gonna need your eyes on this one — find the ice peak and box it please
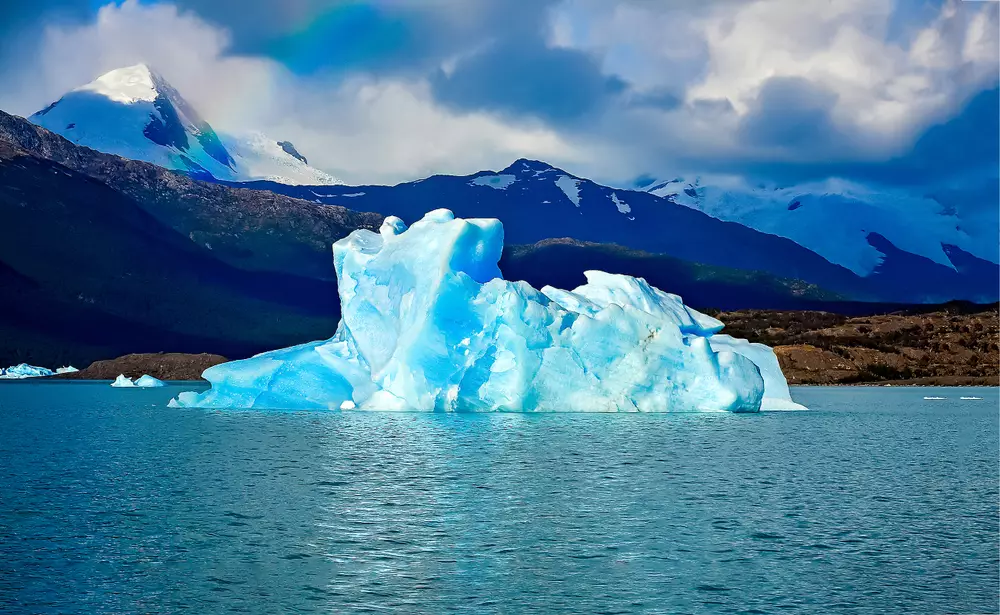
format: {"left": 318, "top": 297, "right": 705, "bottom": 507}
{"left": 75, "top": 64, "right": 165, "bottom": 105}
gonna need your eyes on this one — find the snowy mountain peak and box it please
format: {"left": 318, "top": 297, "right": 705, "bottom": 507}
{"left": 634, "top": 173, "right": 998, "bottom": 277}
{"left": 502, "top": 158, "right": 564, "bottom": 177}
{"left": 76, "top": 64, "right": 160, "bottom": 105}
{"left": 30, "top": 65, "right": 340, "bottom": 186}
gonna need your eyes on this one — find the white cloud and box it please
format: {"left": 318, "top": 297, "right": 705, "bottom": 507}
{"left": 0, "top": 0, "right": 995, "bottom": 185}
{"left": 1, "top": 0, "right": 576, "bottom": 184}
{"left": 550, "top": 0, "right": 999, "bottom": 167}
{"left": 257, "top": 76, "right": 578, "bottom": 184}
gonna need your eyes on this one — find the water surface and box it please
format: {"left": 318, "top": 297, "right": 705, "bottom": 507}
{"left": 1, "top": 383, "right": 997, "bottom": 614}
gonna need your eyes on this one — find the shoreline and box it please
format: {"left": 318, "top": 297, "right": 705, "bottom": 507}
{"left": 1, "top": 378, "right": 993, "bottom": 388}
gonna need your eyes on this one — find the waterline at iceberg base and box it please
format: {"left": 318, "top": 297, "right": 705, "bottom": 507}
{"left": 172, "top": 209, "right": 804, "bottom": 412}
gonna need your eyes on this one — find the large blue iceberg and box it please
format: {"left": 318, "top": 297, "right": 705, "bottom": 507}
{"left": 172, "top": 210, "right": 803, "bottom": 412}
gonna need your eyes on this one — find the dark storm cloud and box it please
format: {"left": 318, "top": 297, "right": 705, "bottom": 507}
{"left": 737, "top": 77, "right": 842, "bottom": 150}
{"left": 431, "top": 39, "right": 627, "bottom": 124}
{"left": 684, "top": 86, "right": 1000, "bottom": 191}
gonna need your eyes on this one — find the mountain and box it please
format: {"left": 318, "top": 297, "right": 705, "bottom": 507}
{"left": 636, "top": 174, "right": 999, "bottom": 291}
{"left": 0, "top": 108, "right": 382, "bottom": 367}
{"left": 233, "top": 159, "right": 998, "bottom": 304}
{"left": 30, "top": 64, "right": 339, "bottom": 186}
{"left": 1, "top": 110, "right": 858, "bottom": 368}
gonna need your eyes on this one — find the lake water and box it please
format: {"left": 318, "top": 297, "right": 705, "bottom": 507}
{"left": 0, "top": 383, "right": 996, "bottom": 614}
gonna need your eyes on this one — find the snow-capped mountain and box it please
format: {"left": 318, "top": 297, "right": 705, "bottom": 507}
{"left": 634, "top": 175, "right": 999, "bottom": 278}
{"left": 239, "top": 158, "right": 998, "bottom": 304}
{"left": 30, "top": 64, "right": 339, "bottom": 186}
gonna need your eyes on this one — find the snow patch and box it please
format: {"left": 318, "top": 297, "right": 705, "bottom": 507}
{"left": 471, "top": 174, "right": 517, "bottom": 190}
{"left": 556, "top": 175, "right": 581, "bottom": 207}
{"left": 611, "top": 192, "right": 631, "bottom": 214}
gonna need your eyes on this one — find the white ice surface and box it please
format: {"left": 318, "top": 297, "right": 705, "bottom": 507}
{"left": 111, "top": 374, "right": 136, "bottom": 387}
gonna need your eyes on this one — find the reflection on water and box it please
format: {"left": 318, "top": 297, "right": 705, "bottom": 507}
{"left": 0, "top": 383, "right": 997, "bottom": 614}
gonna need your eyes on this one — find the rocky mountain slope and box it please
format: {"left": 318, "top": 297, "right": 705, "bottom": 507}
{"left": 718, "top": 303, "right": 999, "bottom": 385}
{"left": 56, "top": 352, "right": 227, "bottom": 381}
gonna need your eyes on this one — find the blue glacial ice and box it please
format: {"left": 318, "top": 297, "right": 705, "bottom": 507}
{"left": 0, "top": 364, "right": 54, "bottom": 379}
{"left": 172, "top": 209, "right": 804, "bottom": 412}
{"left": 708, "top": 335, "right": 807, "bottom": 411}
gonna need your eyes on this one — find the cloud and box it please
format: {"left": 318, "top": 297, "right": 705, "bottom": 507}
{"left": 550, "top": 0, "right": 999, "bottom": 183}
{"left": 0, "top": 0, "right": 577, "bottom": 185}
{"left": 431, "top": 39, "right": 626, "bottom": 124}
{"left": 0, "top": 0, "right": 995, "bottom": 193}
{"left": 737, "top": 77, "right": 842, "bottom": 151}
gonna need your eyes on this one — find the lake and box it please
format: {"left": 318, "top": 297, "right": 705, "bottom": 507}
{"left": 0, "top": 383, "right": 996, "bottom": 614}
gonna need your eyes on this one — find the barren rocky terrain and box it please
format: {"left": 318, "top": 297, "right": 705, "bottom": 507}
{"left": 717, "top": 303, "right": 999, "bottom": 385}
{"left": 55, "top": 353, "right": 228, "bottom": 381}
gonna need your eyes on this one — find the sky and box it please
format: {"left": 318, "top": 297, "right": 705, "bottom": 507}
{"left": 0, "top": 0, "right": 996, "bottom": 188}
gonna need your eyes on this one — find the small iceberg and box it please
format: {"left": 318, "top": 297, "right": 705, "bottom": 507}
{"left": 111, "top": 374, "right": 136, "bottom": 387}
{"left": 55, "top": 366, "right": 79, "bottom": 374}
{"left": 111, "top": 374, "right": 166, "bottom": 388}
{"left": 923, "top": 396, "right": 946, "bottom": 400}
{"left": 959, "top": 396, "right": 983, "bottom": 401}
{"left": 173, "top": 210, "right": 805, "bottom": 413}
{"left": 135, "top": 375, "right": 166, "bottom": 388}
{"left": 0, "top": 363, "right": 55, "bottom": 379}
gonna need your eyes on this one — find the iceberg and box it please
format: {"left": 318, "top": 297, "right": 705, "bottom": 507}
{"left": 0, "top": 364, "right": 55, "bottom": 379}
{"left": 111, "top": 374, "right": 136, "bottom": 387}
{"left": 111, "top": 374, "right": 166, "bottom": 388}
{"left": 135, "top": 375, "right": 166, "bottom": 388}
{"left": 708, "top": 335, "right": 807, "bottom": 411}
{"left": 173, "top": 209, "right": 804, "bottom": 412}
{"left": 55, "top": 366, "right": 79, "bottom": 374}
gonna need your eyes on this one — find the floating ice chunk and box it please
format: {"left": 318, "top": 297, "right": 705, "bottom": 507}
{"left": 708, "top": 335, "right": 806, "bottom": 410}
{"left": 0, "top": 364, "right": 55, "bottom": 379}
{"left": 111, "top": 374, "right": 136, "bottom": 387}
{"left": 173, "top": 210, "right": 802, "bottom": 412}
{"left": 55, "top": 366, "right": 79, "bottom": 374}
{"left": 135, "top": 375, "right": 166, "bottom": 388}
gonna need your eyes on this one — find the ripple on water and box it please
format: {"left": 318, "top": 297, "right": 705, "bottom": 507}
{"left": 0, "top": 384, "right": 996, "bottom": 614}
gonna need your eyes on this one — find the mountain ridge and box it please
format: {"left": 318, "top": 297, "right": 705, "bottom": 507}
{"left": 0, "top": 108, "right": 860, "bottom": 367}
{"left": 234, "top": 159, "right": 998, "bottom": 303}
{"left": 30, "top": 64, "right": 340, "bottom": 186}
